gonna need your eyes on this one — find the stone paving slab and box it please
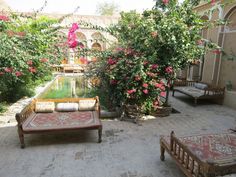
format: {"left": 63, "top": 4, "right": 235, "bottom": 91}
{"left": 0, "top": 92, "right": 236, "bottom": 177}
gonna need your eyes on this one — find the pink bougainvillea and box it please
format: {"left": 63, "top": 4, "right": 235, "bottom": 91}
{"left": 165, "top": 66, "right": 173, "bottom": 74}
{"left": 211, "top": 0, "right": 216, "bottom": 5}
{"left": 40, "top": 58, "right": 48, "bottom": 63}
{"left": 160, "top": 92, "right": 166, "bottom": 97}
{"left": 151, "top": 64, "right": 158, "bottom": 70}
{"left": 143, "top": 89, "right": 149, "bottom": 94}
{"left": 154, "top": 83, "right": 165, "bottom": 90}
{"left": 162, "top": 0, "right": 169, "bottom": 5}
{"left": 127, "top": 89, "right": 136, "bottom": 94}
{"left": 0, "top": 15, "right": 9, "bottom": 21}
{"left": 107, "top": 58, "right": 117, "bottom": 65}
{"left": 67, "top": 23, "right": 79, "bottom": 48}
{"left": 4, "top": 67, "right": 13, "bottom": 73}
{"left": 15, "top": 71, "right": 23, "bottom": 77}
{"left": 29, "top": 67, "right": 37, "bottom": 73}
{"left": 27, "top": 60, "right": 33, "bottom": 66}
{"left": 142, "top": 83, "right": 148, "bottom": 88}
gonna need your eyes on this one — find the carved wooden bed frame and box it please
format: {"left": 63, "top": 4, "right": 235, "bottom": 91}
{"left": 16, "top": 97, "right": 102, "bottom": 148}
{"left": 160, "top": 131, "right": 236, "bottom": 177}
{"left": 172, "top": 80, "right": 225, "bottom": 106}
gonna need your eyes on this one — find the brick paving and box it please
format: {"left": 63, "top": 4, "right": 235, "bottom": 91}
{"left": 0, "top": 92, "right": 236, "bottom": 177}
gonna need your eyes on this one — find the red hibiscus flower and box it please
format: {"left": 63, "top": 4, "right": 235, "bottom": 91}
{"left": 143, "top": 89, "right": 149, "bottom": 94}
{"left": 4, "top": 67, "right": 13, "bottom": 73}
{"left": 15, "top": 71, "right": 23, "bottom": 77}
{"left": 27, "top": 60, "right": 33, "bottom": 66}
{"left": 142, "top": 83, "right": 148, "bottom": 88}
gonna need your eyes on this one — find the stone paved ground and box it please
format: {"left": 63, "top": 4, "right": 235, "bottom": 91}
{"left": 0, "top": 92, "right": 236, "bottom": 177}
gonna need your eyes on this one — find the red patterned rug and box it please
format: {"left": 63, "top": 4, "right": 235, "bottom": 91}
{"left": 23, "top": 111, "right": 101, "bottom": 131}
{"left": 178, "top": 133, "right": 236, "bottom": 163}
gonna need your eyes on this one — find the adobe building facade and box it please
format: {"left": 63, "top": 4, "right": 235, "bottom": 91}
{"left": 180, "top": 0, "right": 236, "bottom": 109}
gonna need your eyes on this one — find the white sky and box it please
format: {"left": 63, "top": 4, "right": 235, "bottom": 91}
{"left": 5, "top": 0, "right": 156, "bottom": 15}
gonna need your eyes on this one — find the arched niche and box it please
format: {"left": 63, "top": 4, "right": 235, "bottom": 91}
{"left": 217, "top": 5, "right": 236, "bottom": 88}
{"left": 91, "top": 42, "right": 102, "bottom": 51}
{"left": 77, "top": 32, "right": 87, "bottom": 47}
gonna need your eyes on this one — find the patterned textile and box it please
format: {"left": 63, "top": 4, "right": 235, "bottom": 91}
{"left": 162, "top": 133, "right": 236, "bottom": 164}
{"left": 23, "top": 111, "right": 100, "bottom": 131}
{"left": 179, "top": 133, "right": 236, "bottom": 163}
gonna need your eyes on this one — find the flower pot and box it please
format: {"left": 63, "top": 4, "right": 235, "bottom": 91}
{"left": 150, "top": 106, "right": 172, "bottom": 117}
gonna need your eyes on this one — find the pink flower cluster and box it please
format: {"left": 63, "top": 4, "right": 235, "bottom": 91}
{"left": 107, "top": 58, "right": 117, "bottom": 65}
{"left": 127, "top": 89, "right": 136, "bottom": 94}
{"left": 67, "top": 23, "right": 79, "bottom": 48}
{"left": 0, "top": 67, "right": 23, "bottom": 77}
{"left": 162, "top": 0, "right": 169, "bottom": 5}
{"left": 165, "top": 66, "right": 173, "bottom": 74}
{"left": 155, "top": 82, "right": 165, "bottom": 90}
{"left": 40, "top": 58, "right": 48, "bottom": 63}
{"left": 151, "top": 64, "right": 158, "bottom": 70}
{"left": 29, "top": 67, "right": 36, "bottom": 73}
{"left": 0, "top": 15, "right": 9, "bottom": 21}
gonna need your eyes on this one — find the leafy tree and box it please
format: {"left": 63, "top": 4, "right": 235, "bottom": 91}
{"left": 96, "top": 0, "right": 225, "bottom": 113}
{"left": 0, "top": 13, "right": 67, "bottom": 102}
{"left": 96, "top": 1, "right": 119, "bottom": 16}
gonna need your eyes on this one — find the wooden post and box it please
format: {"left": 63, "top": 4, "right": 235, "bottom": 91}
{"left": 15, "top": 113, "right": 25, "bottom": 148}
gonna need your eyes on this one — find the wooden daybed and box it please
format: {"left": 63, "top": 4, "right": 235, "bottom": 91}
{"left": 172, "top": 80, "right": 225, "bottom": 105}
{"left": 160, "top": 131, "right": 236, "bottom": 177}
{"left": 15, "top": 97, "right": 102, "bottom": 148}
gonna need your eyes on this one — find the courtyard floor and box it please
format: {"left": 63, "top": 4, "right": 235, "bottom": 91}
{"left": 0, "top": 92, "right": 236, "bottom": 177}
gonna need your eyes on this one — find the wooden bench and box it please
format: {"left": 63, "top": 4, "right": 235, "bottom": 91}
{"left": 160, "top": 131, "right": 236, "bottom": 177}
{"left": 16, "top": 97, "right": 102, "bottom": 148}
{"left": 172, "top": 80, "right": 225, "bottom": 106}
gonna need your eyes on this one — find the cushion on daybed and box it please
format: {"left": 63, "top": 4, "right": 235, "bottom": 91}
{"left": 194, "top": 83, "right": 208, "bottom": 90}
{"left": 35, "top": 102, "right": 55, "bottom": 113}
{"left": 56, "top": 103, "right": 79, "bottom": 112}
{"left": 78, "top": 100, "right": 96, "bottom": 111}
